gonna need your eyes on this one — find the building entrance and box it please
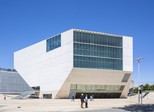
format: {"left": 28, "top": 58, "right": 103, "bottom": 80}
{"left": 43, "top": 94, "right": 52, "bottom": 99}
{"left": 75, "top": 92, "right": 121, "bottom": 98}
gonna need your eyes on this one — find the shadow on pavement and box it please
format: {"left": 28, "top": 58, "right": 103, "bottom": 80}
{"left": 116, "top": 104, "right": 154, "bottom": 112}
{"left": 0, "top": 105, "right": 7, "bottom": 107}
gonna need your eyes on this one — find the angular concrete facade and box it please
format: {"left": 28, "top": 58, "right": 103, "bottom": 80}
{"left": 14, "top": 29, "right": 133, "bottom": 99}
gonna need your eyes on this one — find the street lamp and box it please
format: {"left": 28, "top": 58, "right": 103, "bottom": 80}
{"left": 136, "top": 57, "right": 144, "bottom": 104}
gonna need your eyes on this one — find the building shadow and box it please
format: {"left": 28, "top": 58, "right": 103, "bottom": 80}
{"left": 115, "top": 104, "right": 154, "bottom": 112}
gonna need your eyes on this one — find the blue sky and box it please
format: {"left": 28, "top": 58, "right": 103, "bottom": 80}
{"left": 0, "top": 0, "right": 154, "bottom": 84}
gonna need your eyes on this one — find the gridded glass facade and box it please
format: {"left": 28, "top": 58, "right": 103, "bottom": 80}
{"left": 70, "top": 84, "right": 125, "bottom": 92}
{"left": 0, "top": 71, "right": 33, "bottom": 93}
{"left": 46, "top": 34, "right": 61, "bottom": 52}
{"left": 73, "top": 31, "right": 123, "bottom": 70}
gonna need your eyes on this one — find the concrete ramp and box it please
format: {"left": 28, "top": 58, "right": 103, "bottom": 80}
{"left": 14, "top": 91, "right": 34, "bottom": 99}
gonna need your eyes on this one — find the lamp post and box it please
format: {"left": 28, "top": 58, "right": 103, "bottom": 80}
{"left": 136, "top": 57, "right": 144, "bottom": 104}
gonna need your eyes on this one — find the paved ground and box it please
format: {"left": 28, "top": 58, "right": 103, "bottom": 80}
{"left": 0, "top": 93, "right": 154, "bottom": 112}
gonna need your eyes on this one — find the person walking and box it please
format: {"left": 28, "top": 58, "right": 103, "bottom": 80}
{"left": 84, "top": 94, "right": 88, "bottom": 108}
{"left": 71, "top": 95, "right": 75, "bottom": 101}
{"left": 90, "top": 95, "right": 94, "bottom": 101}
{"left": 4, "top": 96, "right": 6, "bottom": 101}
{"left": 90, "top": 95, "right": 92, "bottom": 101}
{"left": 80, "top": 94, "right": 84, "bottom": 108}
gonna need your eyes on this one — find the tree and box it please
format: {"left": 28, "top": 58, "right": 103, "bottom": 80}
{"left": 144, "top": 84, "right": 150, "bottom": 90}
{"left": 133, "top": 87, "right": 138, "bottom": 93}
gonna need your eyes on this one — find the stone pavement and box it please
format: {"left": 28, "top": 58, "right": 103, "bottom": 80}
{"left": 0, "top": 92, "right": 154, "bottom": 112}
{"left": 76, "top": 104, "right": 154, "bottom": 112}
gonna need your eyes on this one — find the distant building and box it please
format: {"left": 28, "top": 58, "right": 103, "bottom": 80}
{"left": 0, "top": 68, "right": 33, "bottom": 94}
{"left": 14, "top": 29, "right": 133, "bottom": 99}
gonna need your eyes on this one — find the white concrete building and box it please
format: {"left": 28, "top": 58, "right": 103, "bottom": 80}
{"left": 14, "top": 29, "right": 133, "bottom": 99}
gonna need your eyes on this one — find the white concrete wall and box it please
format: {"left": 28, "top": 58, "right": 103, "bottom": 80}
{"left": 123, "top": 36, "right": 133, "bottom": 72}
{"left": 14, "top": 29, "right": 74, "bottom": 97}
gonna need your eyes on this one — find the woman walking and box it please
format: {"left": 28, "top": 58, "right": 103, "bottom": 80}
{"left": 84, "top": 94, "right": 88, "bottom": 108}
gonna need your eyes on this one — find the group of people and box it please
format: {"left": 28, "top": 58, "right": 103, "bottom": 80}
{"left": 80, "top": 94, "right": 94, "bottom": 108}
{"left": 71, "top": 94, "right": 94, "bottom": 109}
{"left": 80, "top": 94, "right": 88, "bottom": 108}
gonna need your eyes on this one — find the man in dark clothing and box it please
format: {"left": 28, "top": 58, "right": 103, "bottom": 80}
{"left": 80, "top": 94, "right": 84, "bottom": 108}
{"left": 84, "top": 94, "right": 88, "bottom": 108}
{"left": 71, "top": 95, "right": 75, "bottom": 101}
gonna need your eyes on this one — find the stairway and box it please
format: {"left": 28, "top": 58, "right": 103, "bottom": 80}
{"left": 14, "top": 91, "right": 34, "bottom": 99}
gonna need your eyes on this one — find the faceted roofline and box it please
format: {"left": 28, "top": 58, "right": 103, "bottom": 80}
{"left": 72, "top": 29, "right": 123, "bottom": 38}
{"left": 46, "top": 28, "right": 132, "bottom": 41}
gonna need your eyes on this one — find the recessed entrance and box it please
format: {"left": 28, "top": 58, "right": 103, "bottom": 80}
{"left": 43, "top": 94, "right": 52, "bottom": 99}
{"left": 75, "top": 93, "right": 121, "bottom": 98}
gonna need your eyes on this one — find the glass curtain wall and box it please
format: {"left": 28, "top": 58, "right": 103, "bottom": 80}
{"left": 70, "top": 84, "right": 125, "bottom": 92}
{"left": 73, "top": 31, "right": 123, "bottom": 70}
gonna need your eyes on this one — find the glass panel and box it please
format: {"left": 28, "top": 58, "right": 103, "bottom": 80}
{"left": 86, "top": 85, "right": 91, "bottom": 91}
{"left": 72, "top": 84, "right": 124, "bottom": 92}
{"left": 120, "top": 86, "right": 125, "bottom": 91}
{"left": 73, "top": 31, "right": 123, "bottom": 70}
{"left": 91, "top": 85, "right": 96, "bottom": 91}
{"left": 46, "top": 34, "right": 61, "bottom": 52}
{"left": 70, "top": 84, "right": 77, "bottom": 90}
{"left": 77, "top": 85, "right": 82, "bottom": 90}
{"left": 82, "top": 85, "right": 86, "bottom": 91}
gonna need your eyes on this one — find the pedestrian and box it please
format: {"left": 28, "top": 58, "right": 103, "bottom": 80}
{"left": 80, "top": 94, "right": 84, "bottom": 108}
{"left": 90, "top": 95, "right": 94, "bottom": 101}
{"left": 71, "top": 95, "right": 75, "bottom": 101}
{"left": 4, "top": 96, "right": 6, "bottom": 101}
{"left": 84, "top": 94, "right": 88, "bottom": 108}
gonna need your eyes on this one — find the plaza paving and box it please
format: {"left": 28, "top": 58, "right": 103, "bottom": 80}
{"left": 0, "top": 92, "right": 154, "bottom": 112}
